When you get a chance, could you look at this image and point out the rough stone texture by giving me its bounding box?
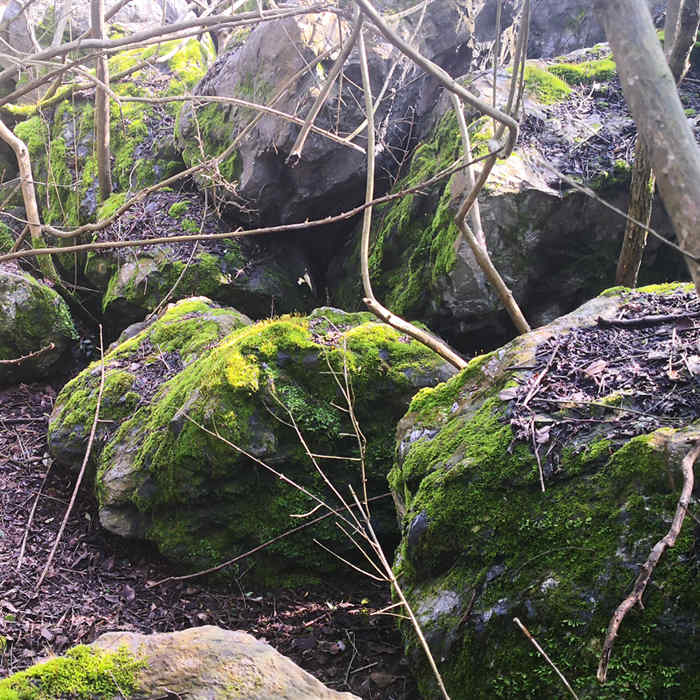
[176,1,522,228]
[91,626,359,699]
[49,301,455,585]
[389,285,700,698]
[83,192,316,329]
[0,263,77,384]
[528,0,666,58]
[328,51,686,353]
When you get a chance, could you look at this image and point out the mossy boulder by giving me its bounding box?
[0,263,77,384]
[329,50,686,353]
[390,286,700,698]
[0,626,357,699]
[48,297,251,470]
[90,626,358,699]
[49,302,454,585]
[83,191,316,328]
[9,36,212,228]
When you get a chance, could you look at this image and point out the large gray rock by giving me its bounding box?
[389,284,700,698]
[528,0,666,58]
[329,51,687,352]
[92,626,359,699]
[49,300,454,585]
[0,263,77,384]
[176,2,524,227]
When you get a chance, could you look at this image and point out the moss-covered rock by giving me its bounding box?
[83,191,316,328]
[9,37,211,229]
[48,296,251,471]
[0,263,77,384]
[49,302,454,585]
[329,49,686,353]
[390,287,700,698]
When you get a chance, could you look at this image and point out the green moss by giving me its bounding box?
[0,645,143,699]
[168,201,189,218]
[548,58,617,85]
[522,65,572,104]
[97,192,127,221]
[599,281,694,297]
[180,102,241,182]
[363,108,464,317]
[408,352,495,421]
[0,222,14,253]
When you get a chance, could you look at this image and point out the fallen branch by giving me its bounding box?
[0,342,55,365]
[596,310,700,328]
[597,440,700,683]
[35,327,105,592]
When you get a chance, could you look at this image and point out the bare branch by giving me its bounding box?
[598,441,700,682]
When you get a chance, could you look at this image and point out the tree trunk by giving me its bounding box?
[0,119,58,281]
[92,0,112,200]
[614,0,699,288]
[596,0,700,294]
[615,137,654,287]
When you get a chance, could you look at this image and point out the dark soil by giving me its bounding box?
[0,382,418,698]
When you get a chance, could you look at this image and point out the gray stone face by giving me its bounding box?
[528,0,666,58]
[0,263,77,385]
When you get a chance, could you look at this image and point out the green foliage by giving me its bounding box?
[548,58,617,85]
[168,201,189,218]
[522,65,572,104]
[0,646,143,699]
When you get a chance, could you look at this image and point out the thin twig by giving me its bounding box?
[0,342,55,365]
[35,326,105,591]
[513,617,579,699]
[597,440,700,683]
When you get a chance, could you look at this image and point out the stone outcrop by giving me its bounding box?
[48,298,454,584]
[0,263,77,384]
[84,191,316,328]
[388,284,700,698]
[329,48,689,352]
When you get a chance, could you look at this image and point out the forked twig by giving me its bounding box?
[597,440,700,683]
[0,342,55,366]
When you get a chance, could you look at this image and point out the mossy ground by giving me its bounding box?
[0,646,143,699]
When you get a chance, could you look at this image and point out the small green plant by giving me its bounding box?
[168,201,189,218]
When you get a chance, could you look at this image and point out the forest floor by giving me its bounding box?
[0,381,417,699]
